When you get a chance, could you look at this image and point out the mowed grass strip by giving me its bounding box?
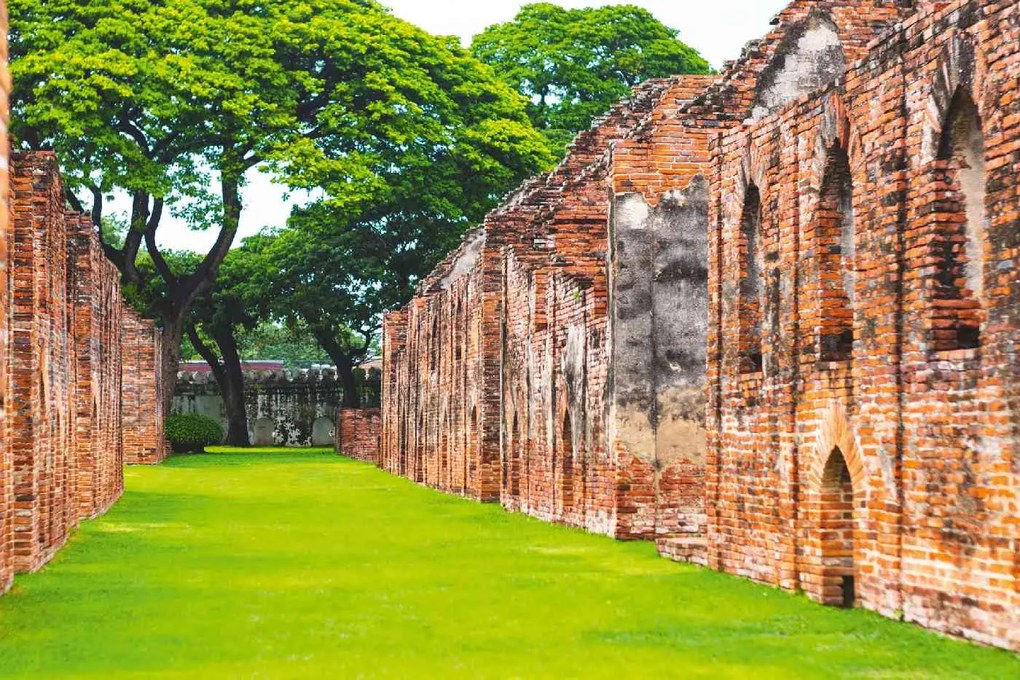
[0,448,1016,679]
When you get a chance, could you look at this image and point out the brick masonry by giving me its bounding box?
[0,0,10,595]
[381,0,1020,652]
[336,408,381,463]
[122,309,169,465]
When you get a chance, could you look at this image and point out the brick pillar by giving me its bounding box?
[122,310,169,465]
[336,409,381,463]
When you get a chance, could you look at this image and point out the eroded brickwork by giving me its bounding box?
[337,409,381,463]
[707,0,1020,651]
[4,151,154,574]
[122,309,169,465]
[10,152,77,573]
[381,0,1019,652]
[0,0,11,595]
[70,213,125,518]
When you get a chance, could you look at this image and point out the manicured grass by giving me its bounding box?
[0,448,1016,678]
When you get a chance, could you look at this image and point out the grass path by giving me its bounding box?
[0,448,1016,678]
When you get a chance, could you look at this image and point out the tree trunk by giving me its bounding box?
[160,317,186,419]
[314,329,362,408]
[211,326,251,446]
[187,323,250,447]
[336,356,361,409]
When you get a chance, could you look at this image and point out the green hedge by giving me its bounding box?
[165,413,224,453]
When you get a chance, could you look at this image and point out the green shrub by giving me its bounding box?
[165,413,224,453]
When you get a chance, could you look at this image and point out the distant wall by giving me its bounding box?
[173,369,345,447]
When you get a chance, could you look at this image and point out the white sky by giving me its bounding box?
[151,0,788,251]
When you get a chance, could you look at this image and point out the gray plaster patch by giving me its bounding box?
[750,16,845,122]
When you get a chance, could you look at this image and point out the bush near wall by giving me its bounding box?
[165,414,224,453]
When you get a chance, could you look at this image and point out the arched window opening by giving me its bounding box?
[933,89,986,351]
[739,184,763,373]
[817,145,854,362]
[820,447,856,608]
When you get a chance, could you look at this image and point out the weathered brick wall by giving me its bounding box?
[9,152,77,573]
[70,214,125,518]
[707,0,1019,651]
[4,151,142,576]
[0,0,11,595]
[122,309,169,465]
[336,408,381,463]
[378,0,1018,651]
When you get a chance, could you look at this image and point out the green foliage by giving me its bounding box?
[239,322,333,370]
[164,413,224,453]
[0,450,1015,678]
[472,3,712,152]
[9,0,551,378]
[181,319,333,371]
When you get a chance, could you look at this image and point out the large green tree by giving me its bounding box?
[9,0,548,412]
[262,21,552,408]
[472,3,711,152]
[184,243,268,447]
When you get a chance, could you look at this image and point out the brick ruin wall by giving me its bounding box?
[0,0,10,595]
[1,151,165,581]
[707,0,1020,651]
[336,408,381,463]
[381,0,1020,651]
[174,369,342,447]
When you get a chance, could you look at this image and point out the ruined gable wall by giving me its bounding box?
[496,78,704,538]
[611,1,909,564]
[708,0,1019,651]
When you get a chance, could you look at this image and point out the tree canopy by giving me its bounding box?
[471,3,711,152]
[9,0,551,410]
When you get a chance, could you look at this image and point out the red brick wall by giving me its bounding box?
[336,408,381,463]
[3,151,146,577]
[0,0,11,595]
[9,152,77,573]
[122,309,168,465]
[70,217,125,518]
[707,0,1019,651]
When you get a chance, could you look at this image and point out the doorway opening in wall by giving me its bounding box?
[820,446,856,608]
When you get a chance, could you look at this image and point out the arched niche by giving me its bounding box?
[311,417,335,447]
[253,418,276,447]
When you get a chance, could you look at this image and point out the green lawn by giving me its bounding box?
[0,449,1016,679]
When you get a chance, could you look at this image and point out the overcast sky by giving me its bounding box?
[152,0,788,251]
